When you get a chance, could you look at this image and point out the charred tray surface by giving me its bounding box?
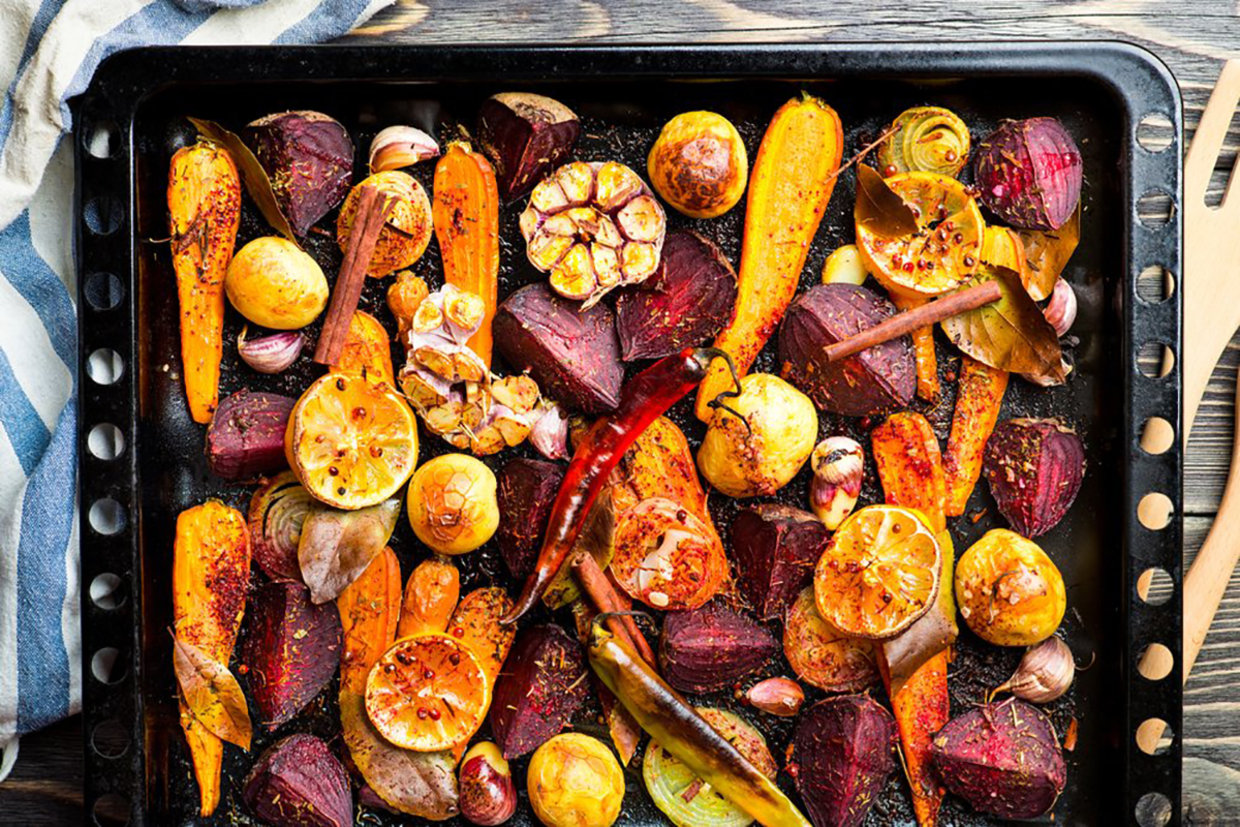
[75,44,1181,826]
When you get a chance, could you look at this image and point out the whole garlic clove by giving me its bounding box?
[528,401,569,461]
[1043,278,1077,337]
[368,125,440,173]
[809,436,864,530]
[459,742,517,826]
[745,677,805,717]
[237,329,304,374]
[994,635,1075,704]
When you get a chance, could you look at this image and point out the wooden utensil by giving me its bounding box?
[1136,59,1240,752]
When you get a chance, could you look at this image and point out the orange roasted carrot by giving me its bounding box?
[871,411,947,532]
[434,142,500,365]
[334,309,396,386]
[168,142,241,424]
[172,500,250,816]
[880,650,949,827]
[943,356,1008,516]
[893,294,939,401]
[695,94,843,421]
[337,546,402,695]
[397,556,460,639]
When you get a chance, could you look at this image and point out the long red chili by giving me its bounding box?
[500,346,740,625]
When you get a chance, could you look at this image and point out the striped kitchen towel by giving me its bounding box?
[0,0,394,779]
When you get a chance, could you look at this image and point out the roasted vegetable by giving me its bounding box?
[369,124,440,172]
[172,500,251,816]
[995,636,1075,704]
[243,110,353,237]
[490,624,589,758]
[884,651,950,827]
[778,283,916,416]
[243,733,352,827]
[607,415,710,519]
[448,587,516,691]
[615,231,738,361]
[931,699,1067,819]
[731,505,828,621]
[337,170,433,277]
[611,497,727,611]
[643,708,777,827]
[494,283,624,414]
[974,117,1082,231]
[335,310,395,385]
[588,616,812,827]
[877,106,970,177]
[476,92,581,201]
[520,160,667,305]
[297,498,401,603]
[659,602,778,694]
[788,695,897,827]
[241,580,342,728]
[870,411,947,532]
[388,269,431,342]
[496,458,565,579]
[808,437,864,530]
[505,347,740,624]
[1042,278,1078,337]
[697,373,817,498]
[398,557,460,639]
[893,294,940,401]
[168,140,242,423]
[983,418,1086,537]
[956,529,1066,647]
[434,142,500,365]
[248,471,313,581]
[821,244,869,286]
[695,94,844,422]
[238,330,303,374]
[459,742,517,826]
[406,454,499,555]
[528,733,625,827]
[206,389,295,481]
[745,677,805,718]
[783,587,877,693]
[225,236,329,329]
[647,111,749,218]
[943,357,1009,516]
[337,547,401,695]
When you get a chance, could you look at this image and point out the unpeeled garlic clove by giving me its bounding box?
[809,436,864,530]
[459,742,517,826]
[237,329,303,374]
[368,125,440,173]
[745,677,805,717]
[994,635,1075,704]
[1043,278,1077,337]
[528,401,568,461]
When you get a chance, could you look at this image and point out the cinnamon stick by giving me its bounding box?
[572,553,657,666]
[823,280,1002,364]
[313,185,392,366]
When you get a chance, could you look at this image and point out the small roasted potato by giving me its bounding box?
[338,170,432,277]
[648,111,748,219]
[955,529,1066,647]
[527,733,625,827]
[224,237,328,329]
[697,373,817,498]
[406,454,499,555]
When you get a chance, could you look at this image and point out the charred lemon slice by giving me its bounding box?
[856,171,985,299]
[287,372,418,510]
[365,634,489,752]
[813,504,942,640]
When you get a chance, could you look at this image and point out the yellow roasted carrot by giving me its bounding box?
[172,500,250,816]
[695,94,843,421]
[434,142,500,365]
[943,357,1009,516]
[168,142,241,423]
[338,546,402,695]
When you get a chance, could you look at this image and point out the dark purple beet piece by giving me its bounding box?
[496,458,565,579]
[243,733,353,827]
[494,283,624,414]
[241,581,342,729]
[931,698,1066,820]
[788,695,897,827]
[731,505,828,621]
[659,601,777,694]
[489,624,588,759]
[778,283,916,417]
[206,389,296,481]
[974,117,1082,231]
[476,92,581,201]
[983,417,1086,538]
[244,111,354,236]
[615,231,738,361]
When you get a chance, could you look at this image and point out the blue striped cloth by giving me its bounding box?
[0,0,393,779]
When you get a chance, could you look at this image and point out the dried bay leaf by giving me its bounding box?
[297,498,401,604]
[940,265,1065,381]
[172,634,252,750]
[1016,204,1081,301]
[854,164,918,238]
[189,117,298,243]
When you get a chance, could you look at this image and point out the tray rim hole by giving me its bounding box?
[90,646,127,685]
[1139,416,1174,455]
[83,118,119,160]
[1135,264,1174,304]
[1137,494,1175,533]
[1136,188,1175,229]
[87,423,125,461]
[89,572,126,611]
[1135,717,1175,756]
[86,348,125,386]
[91,791,131,827]
[83,195,122,236]
[1136,341,1174,379]
[1135,111,1174,154]
[1136,642,1174,681]
[1137,565,1174,604]
[1134,791,1172,827]
[84,272,124,312]
[90,717,130,759]
[88,497,126,536]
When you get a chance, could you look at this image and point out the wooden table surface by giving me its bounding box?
[9,1,1240,823]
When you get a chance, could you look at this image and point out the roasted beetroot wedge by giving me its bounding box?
[496,458,565,579]
[659,601,778,694]
[731,505,828,621]
[983,417,1086,537]
[243,733,353,827]
[489,624,588,759]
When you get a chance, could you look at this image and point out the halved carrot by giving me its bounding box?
[337,547,402,695]
[943,357,1008,516]
[870,411,947,532]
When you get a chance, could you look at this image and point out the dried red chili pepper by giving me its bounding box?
[501,347,740,625]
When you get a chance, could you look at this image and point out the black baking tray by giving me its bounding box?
[74,43,1182,826]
